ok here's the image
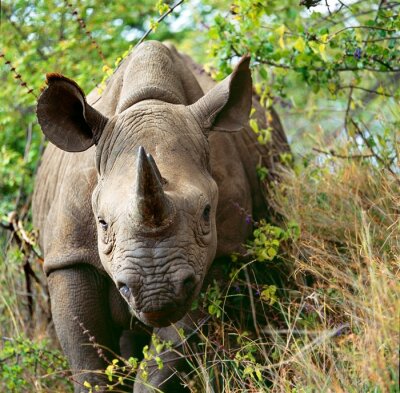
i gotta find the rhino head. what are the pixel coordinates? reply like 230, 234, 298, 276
36, 50, 252, 327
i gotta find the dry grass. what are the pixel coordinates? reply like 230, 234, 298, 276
182, 159, 399, 392
267, 160, 399, 392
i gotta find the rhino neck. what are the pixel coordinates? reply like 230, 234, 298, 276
117, 41, 187, 113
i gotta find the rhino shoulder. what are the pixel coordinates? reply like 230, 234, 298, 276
33, 144, 101, 275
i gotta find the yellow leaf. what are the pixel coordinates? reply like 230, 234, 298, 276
279, 35, 285, 49
309, 41, 319, 54
250, 118, 259, 134
347, 121, 356, 137
294, 37, 305, 52
355, 29, 363, 43
320, 33, 329, 43
319, 44, 327, 61
328, 82, 336, 94
275, 25, 286, 49
275, 25, 285, 36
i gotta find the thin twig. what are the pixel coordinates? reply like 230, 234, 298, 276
325, 0, 332, 16
339, 85, 392, 97
351, 119, 399, 181
326, 25, 396, 42
135, 0, 185, 48
312, 147, 374, 159
255, 57, 400, 73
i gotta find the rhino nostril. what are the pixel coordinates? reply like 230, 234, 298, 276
119, 285, 131, 299
182, 275, 196, 293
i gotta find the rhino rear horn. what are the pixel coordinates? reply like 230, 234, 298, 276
134, 146, 172, 227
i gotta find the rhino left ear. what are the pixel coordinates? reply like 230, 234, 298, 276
37, 73, 108, 152
189, 56, 252, 133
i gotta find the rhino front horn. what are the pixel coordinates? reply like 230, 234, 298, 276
133, 146, 172, 228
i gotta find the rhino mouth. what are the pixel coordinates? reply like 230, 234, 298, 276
117, 270, 200, 327
138, 308, 186, 327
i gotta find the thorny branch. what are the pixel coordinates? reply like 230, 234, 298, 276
64, 0, 109, 66
0, 52, 38, 98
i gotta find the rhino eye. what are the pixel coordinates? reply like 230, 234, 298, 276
202, 204, 211, 222
98, 218, 108, 230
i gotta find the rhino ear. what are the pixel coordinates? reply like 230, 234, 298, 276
189, 56, 252, 134
36, 73, 108, 152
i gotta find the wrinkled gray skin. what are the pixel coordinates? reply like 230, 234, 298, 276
33, 41, 289, 392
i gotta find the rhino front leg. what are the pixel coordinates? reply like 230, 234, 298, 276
48, 265, 120, 392
133, 311, 204, 393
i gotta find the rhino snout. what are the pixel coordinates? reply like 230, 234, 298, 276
115, 269, 198, 326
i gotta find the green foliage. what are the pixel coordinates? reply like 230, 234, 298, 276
260, 284, 278, 305
0, 336, 70, 392
203, 280, 223, 318
204, 0, 399, 170
83, 334, 175, 392
247, 219, 300, 262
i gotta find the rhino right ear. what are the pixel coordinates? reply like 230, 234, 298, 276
36, 73, 108, 152
188, 56, 252, 134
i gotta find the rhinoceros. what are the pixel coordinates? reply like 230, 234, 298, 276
33, 41, 289, 392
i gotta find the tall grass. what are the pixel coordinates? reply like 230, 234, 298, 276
181, 159, 399, 392
1, 157, 398, 392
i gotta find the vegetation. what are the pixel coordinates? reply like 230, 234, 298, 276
1, 0, 398, 392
